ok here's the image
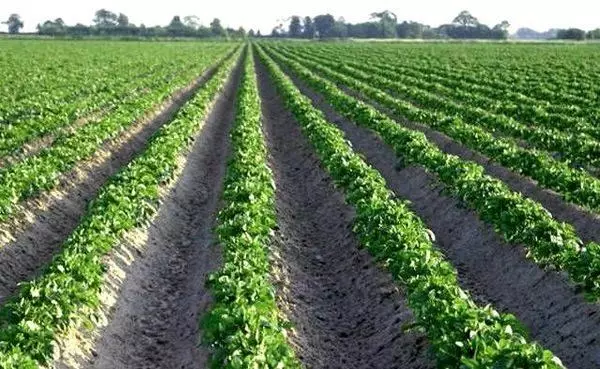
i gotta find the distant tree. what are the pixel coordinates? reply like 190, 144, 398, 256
588, 28, 600, 39
248, 28, 256, 37
556, 28, 586, 40
314, 14, 335, 38
289, 16, 302, 38
331, 18, 348, 38
346, 21, 379, 38
237, 27, 246, 38
370, 10, 397, 38
93, 9, 118, 27
396, 21, 426, 39
117, 13, 129, 27
453, 10, 479, 27
168, 16, 185, 28
37, 18, 67, 36
183, 15, 200, 29
271, 22, 285, 37
3, 14, 24, 34
210, 18, 225, 36
303, 16, 316, 39
167, 16, 188, 36
256, 30, 262, 37
491, 20, 510, 39
69, 23, 91, 37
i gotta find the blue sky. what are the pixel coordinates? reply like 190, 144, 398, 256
2, 0, 599, 34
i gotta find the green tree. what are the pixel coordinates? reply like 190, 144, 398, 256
370, 10, 397, 38
453, 10, 479, 27
314, 14, 335, 38
331, 18, 348, 38
93, 9, 118, 27
117, 13, 129, 27
271, 22, 285, 37
167, 16, 188, 36
289, 16, 302, 38
248, 28, 256, 37
37, 18, 70, 36
210, 18, 225, 36
587, 28, 600, 39
557, 28, 586, 40
492, 20, 510, 39
183, 15, 200, 29
3, 14, 24, 34
303, 16, 316, 38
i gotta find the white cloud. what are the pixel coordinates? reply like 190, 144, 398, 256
1, 0, 599, 33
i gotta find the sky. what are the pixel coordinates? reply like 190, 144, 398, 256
2, 0, 600, 34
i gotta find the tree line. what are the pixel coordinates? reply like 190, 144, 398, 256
272, 10, 600, 40
271, 11, 511, 40
3, 10, 599, 40
2, 11, 249, 39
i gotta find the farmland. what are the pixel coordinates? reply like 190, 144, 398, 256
0, 39, 599, 369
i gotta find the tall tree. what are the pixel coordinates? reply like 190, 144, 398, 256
453, 10, 479, 27
93, 9, 118, 27
183, 15, 200, 29
313, 14, 335, 38
271, 22, 285, 37
168, 16, 185, 29
3, 14, 24, 34
370, 10, 397, 38
289, 16, 302, 38
588, 28, 600, 39
117, 13, 129, 27
248, 29, 256, 37
210, 18, 225, 36
492, 20, 510, 39
302, 16, 316, 39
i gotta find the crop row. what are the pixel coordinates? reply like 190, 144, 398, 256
256, 44, 564, 369
283, 44, 600, 143
0, 56, 199, 159
266, 46, 600, 215
347, 44, 599, 116
300, 43, 599, 122
0, 41, 203, 121
262, 45, 600, 300
201, 47, 300, 369
0, 46, 236, 222
0, 47, 241, 368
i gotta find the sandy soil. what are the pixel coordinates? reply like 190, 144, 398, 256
0, 60, 222, 306
256, 57, 435, 369
285, 71, 600, 369
359, 89, 600, 246
81, 55, 242, 369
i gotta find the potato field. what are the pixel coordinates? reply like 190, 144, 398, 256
0, 39, 599, 369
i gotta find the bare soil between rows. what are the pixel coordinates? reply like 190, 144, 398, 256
282, 68, 600, 369
256, 57, 434, 369
0, 59, 223, 306
81, 57, 242, 369
358, 86, 600, 246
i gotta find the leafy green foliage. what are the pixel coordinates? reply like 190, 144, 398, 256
269, 45, 600, 214
263, 44, 600, 301
0, 43, 235, 222
0, 47, 242, 368
201, 46, 300, 369
282, 45, 600, 168
256, 44, 564, 369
